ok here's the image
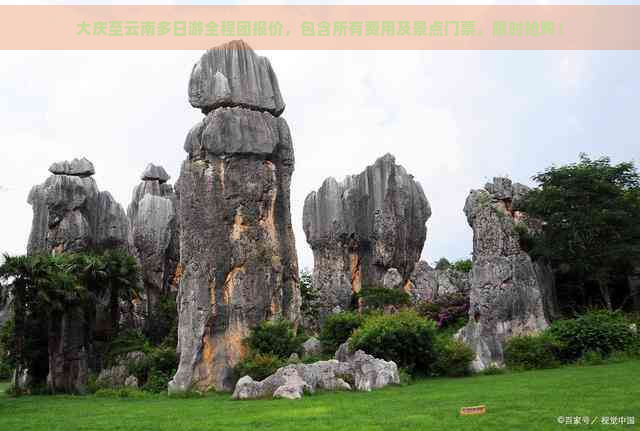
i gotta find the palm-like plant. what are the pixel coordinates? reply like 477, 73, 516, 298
100, 250, 140, 338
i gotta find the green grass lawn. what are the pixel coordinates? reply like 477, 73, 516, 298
1, 361, 638, 431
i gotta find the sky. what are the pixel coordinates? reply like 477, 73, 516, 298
0, 0, 639, 272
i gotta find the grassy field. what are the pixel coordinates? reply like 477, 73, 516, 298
0, 361, 638, 431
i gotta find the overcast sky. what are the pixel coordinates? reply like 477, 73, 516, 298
1, 0, 638, 272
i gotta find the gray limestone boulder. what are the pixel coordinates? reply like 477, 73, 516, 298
407, 261, 470, 302
170, 41, 300, 394
456, 178, 549, 371
124, 375, 139, 389
188, 40, 285, 116
382, 268, 404, 290
303, 154, 431, 325
231, 349, 398, 400
302, 337, 322, 358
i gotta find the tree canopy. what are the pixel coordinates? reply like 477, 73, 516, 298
522, 154, 640, 311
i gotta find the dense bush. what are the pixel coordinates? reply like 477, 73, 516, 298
143, 295, 178, 347
432, 337, 474, 377
234, 353, 284, 381
357, 287, 412, 311
350, 310, 438, 374
245, 319, 305, 359
451, 259, 473, 273
319, 311, 365, 354
416, 293, 469, 330
547, 310, 637, 362
107, 329, 148, 365
504, 334, 563, 370
127, 346, 178, 390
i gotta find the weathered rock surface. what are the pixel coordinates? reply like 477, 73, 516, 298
303, 154, 431, 324
141, 163, 170, 183
170, 41, 300, 394
456, 178, 548, 371
382, 268, 404, 290
302, 337, 322, 358
27, 159, 129, 393
28, 160, 128, 255
48, 157, 95, 177
188, 40, 285, 116
406, 261, 470, 302
127, 164, 180, 318
232, 349, 399, 400
96, 351, 145, 389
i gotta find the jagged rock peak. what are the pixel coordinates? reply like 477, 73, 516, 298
48, 157, 95, 177
303, 153, 431, 324
141, 163, 170, 183
188, 40, 285, 116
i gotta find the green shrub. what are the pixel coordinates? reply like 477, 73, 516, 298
478, 365, 506, 376
432, 337, 474, 377
142, 369, 172, 393
245, 319, 304, 359
234, 353, 284, 381
416, 293, 469, 330
349, 310, 438, 374
451, 259, 472, 273
319, 311, 365, 354
547, 310, 637, 362
357, 287, 412, 311
576, 350, 606, 366
94, 387, 147, 399
107, 328, 148, 366
144, 295, 178, 347
398, 368, 413, 386
0, 358, 12, 381
127, 346, 178, 388
504, 334, 563, 370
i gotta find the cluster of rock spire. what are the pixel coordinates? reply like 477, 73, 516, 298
24, 40, 552, 392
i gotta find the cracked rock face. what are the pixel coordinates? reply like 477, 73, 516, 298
406, 261, 470, 302
232, 349, 399, 400
456, 177, 548, 371
127, 164, 180, 321
303, 154, 430, 324
170, 41, 300, 394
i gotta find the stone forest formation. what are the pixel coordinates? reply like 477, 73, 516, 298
19, 40, 560, 394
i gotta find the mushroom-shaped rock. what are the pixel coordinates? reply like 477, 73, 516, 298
188, 40, 285, 116
48, 157, 95, 177
141, 163, 171, 183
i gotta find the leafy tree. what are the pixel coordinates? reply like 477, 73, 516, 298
0, 250, 141, 392
434, 258, 451, 270
523, 154, 640, 311
299, 268, 320, 331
